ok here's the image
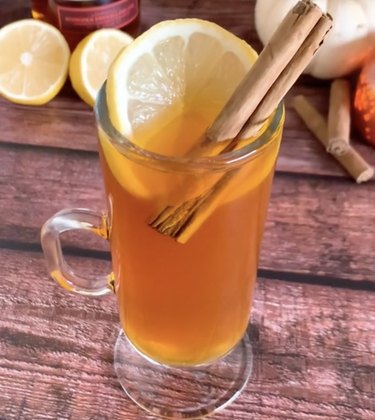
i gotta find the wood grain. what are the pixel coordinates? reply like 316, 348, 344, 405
1, 83, 374, 178
0, 143, 374, 282
0, 93, 98, 152
0, 248, 374, 420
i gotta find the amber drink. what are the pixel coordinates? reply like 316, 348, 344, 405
97, 88, 283, 366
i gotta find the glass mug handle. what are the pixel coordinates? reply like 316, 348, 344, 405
40, 208, 113, 297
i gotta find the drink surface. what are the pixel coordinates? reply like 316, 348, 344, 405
98, 109, 282, 365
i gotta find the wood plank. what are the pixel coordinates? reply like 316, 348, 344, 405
1, 144, 374, 282
0, 93, 98, 152
0, 248, 374, 419
262, 173, 375, 283
1, 79, 374, 178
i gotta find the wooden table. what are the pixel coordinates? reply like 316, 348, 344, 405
1, 1, 374, 419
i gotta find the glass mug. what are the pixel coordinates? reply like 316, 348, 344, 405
41, 84, 284, 418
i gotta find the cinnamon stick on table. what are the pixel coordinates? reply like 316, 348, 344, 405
327, 79, 351, 156
150, 0, 332, 243
293, 95, 374, 183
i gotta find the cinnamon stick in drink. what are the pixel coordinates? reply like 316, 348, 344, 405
293, 95, 374, 183
327, 79, 351, 156
240, 14, 332, 138
206, 0, 325, 142
150, 1, 332, 243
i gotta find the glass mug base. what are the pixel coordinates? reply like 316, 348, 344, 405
114, 330, 253, 419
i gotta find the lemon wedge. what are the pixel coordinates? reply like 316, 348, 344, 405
70, 28, 133, 107
0, 19, 69, 105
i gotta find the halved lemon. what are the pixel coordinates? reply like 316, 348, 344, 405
70, 28, 133, 107
104, 19, 259, 201
0, 19, 69, 105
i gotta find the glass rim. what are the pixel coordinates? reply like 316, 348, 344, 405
95, 82, 285, 173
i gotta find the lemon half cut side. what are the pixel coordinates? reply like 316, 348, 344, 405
70, 28, 134, 107
0, 19, 70, 105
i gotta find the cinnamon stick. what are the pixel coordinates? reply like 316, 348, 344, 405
292, 95, 374, 183
206, 0, 324, 142
327, 79, 351, 156
149, 1, 331, 243
240, 14, 332, 138
150, 172, 235, 243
